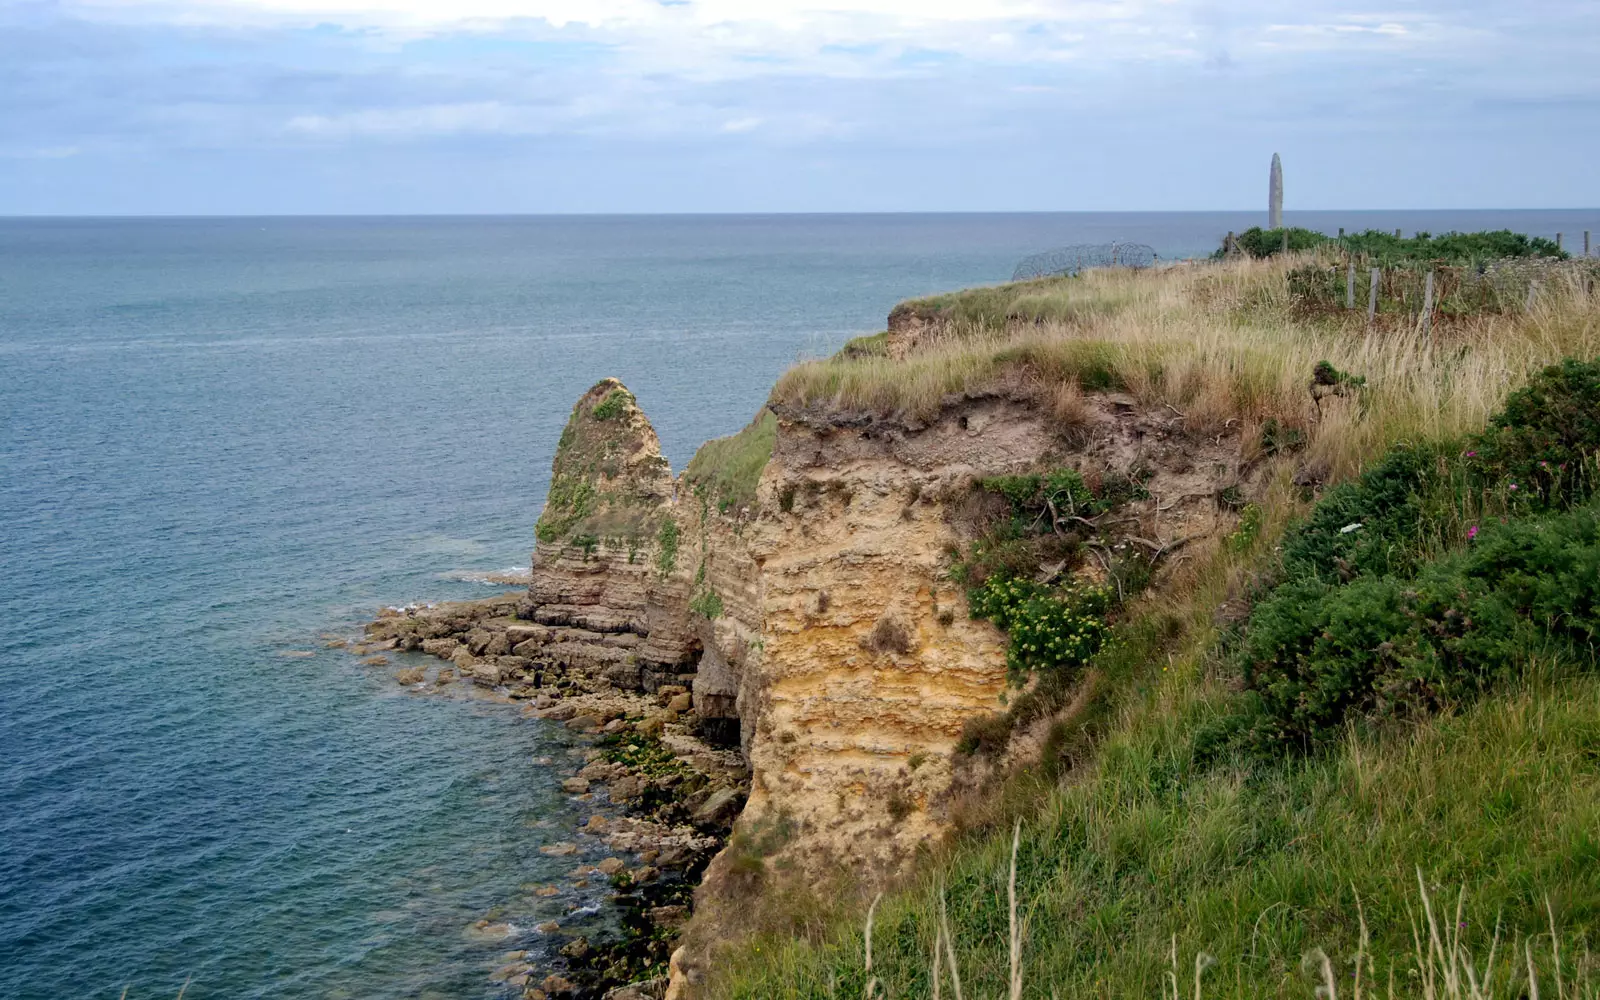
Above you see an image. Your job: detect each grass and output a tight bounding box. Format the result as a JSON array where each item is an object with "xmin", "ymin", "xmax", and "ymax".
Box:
[
  {"xmin": 704, "ymin": 253, "xmax": 1600, "ymax": 999},
  {"xmin": 774, "ymin": 254, "xmax": 1600, "ymax": 483},
  {"xmin": 713, "ymin": 647, "xmax": 1600, "ymax": 999},
  {"xmin": 684, "ymin": 409, "xmax": 777, "ymax": 514}
]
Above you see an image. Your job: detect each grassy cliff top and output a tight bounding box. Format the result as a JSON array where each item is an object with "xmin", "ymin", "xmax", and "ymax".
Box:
[
  {"xmin": 774, "ymin": 252, "xmax": 1600, "ymax": 483},
  {"xmin": 707, "ymin": 254, "xmax": 1600, "ymax": 1000},
  {"xmin": 683, "ymin": 409, "xmax": 776, "ymax": 515}
]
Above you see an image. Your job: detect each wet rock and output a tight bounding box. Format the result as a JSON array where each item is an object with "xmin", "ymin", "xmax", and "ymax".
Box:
[
  {"xmin": 360, "ymin": 654, "xmax": 390, "ymax": 666},
  {"xmin": 558, "ymin": 937, "xmax": 590, "ymax": 960},
  {"xmin": 561, "ymin": 777, "xmax": 591, "ymax": 794},
  {"xmin": 451, "ymin": 646, "xmax": 477, "ymax": 670},
  {"xmin": 536, "ymin": 921, "xmax": 562, "ymax": 934},
  {"xmin": 484, "ymin": 632, "xmax": 511, "ymax": 657},
  {"xmin": 539, "ymin": 842, "xmax": 578, "ymax": 856},
  {"xmin": 604, "ymin": 978, "xmax": 668, "ymax": 1000},
  {"xmin": 655, "ymin": 685, "xmax": 687, "ymax": 706},
  {"xmin": 395, "ymin": 667, "xmax": 426, "ymax": 685},
  {"xmin": 435, "ymin": 667, "xmax": 456, "ymax": 684},
  {"xmin": 540, "ymin": 974, "xmax": 576, "ymax": 995},
  {"xmin": 647, "ymin": 905, "xmax": 688, "ymax": 929},
  {"xmin": 565, "ymin": 714, "xmax": 603, "ymax": 732},
  {"xmin": 602, "ymin": 718, "xmax": 627, "ymax": 734},
  {"xmin": 595, "ymin": 857, "xmax": 625, "ymax": 875},
  {"xmin": 693, "ymin": 787, "xmax": 743, "ymax": 826},
  {"xmin": 534, "ymin": 885, "xmax": 561, "ymax": 897},
  {"xmin": 540, "ymin": 703, "xmax": 580, "ymax": 722},
  {"xmin": 608, "ymin": 775, "xmax": 642, "ymax": 802},
  {"xmin": 630, "ymin": 865, "xmax": 659, "ymax": 883},
  {"xmin": 421, "ymin": 638, "xmax": 459, "ymax": 659}
]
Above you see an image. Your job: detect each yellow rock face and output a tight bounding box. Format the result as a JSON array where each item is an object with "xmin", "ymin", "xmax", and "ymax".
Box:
[{"xmin": 734, "ymin": 397, "xmax": 1056, "ymax": 874}]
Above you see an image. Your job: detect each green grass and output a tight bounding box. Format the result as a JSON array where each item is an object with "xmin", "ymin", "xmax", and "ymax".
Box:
[
  {"xmin": 706, "ymin": 274, "xmax": 1600, "ymax": 999},
  {"xmin": 684, "ymin": 409, "xmax": 777, "ymax": 514},
  {"xmin": 712, "ymin": 656, "xmax": 1600, "ymax": 1000}
]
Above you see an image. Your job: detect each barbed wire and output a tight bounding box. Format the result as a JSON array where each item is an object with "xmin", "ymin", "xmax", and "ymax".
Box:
[{"xmin": 1012, "ymin": 243, "xmax": 1159, "ymax": 281}]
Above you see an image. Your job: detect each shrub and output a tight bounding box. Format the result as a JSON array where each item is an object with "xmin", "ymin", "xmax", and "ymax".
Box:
[
  {"xmin": 591, "ymin": 388, "xmax": 632, "ymax": 421},
  {"xmin": 1466, "ymin": 357, "xmax": 1600, "ymax": 510},
  {"xmin": 690, "ymin": 589, "xmax": 724, "ymax": 620},
  {"xmin": 1241, "ymin": 357, "xmax": 1600, "ymax": 749},
  {"xmin": 1244, "ymin": 507, "xmax": 1600, "ymax": 747},
  {"xmin": 655, "ymin": 518, "xmax": 680, "ymax": 576},
  {"xmin": 968, "ymin": 574, "xmax": 1113, "ymax": 682},
  {"xmin": 1218, "ymin": 226, "xmax": 1329, "ymax": 259}
]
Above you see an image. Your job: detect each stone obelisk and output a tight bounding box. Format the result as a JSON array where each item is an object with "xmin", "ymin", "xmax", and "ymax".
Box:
[{"xmin": 1268, "ymin": 153, "xmax": 1283, "ymax": 229}]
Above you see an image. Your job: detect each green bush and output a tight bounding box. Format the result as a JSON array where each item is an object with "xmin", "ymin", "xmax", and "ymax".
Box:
[
  {"xmin": 1467, "ymin": 358, "xmax": 1600, "ymax": 509},
  {"xmin": 968, "ymin": 574, "xmax": 1113, "ymax": 682},
  {"xmin": 1239, "ymin": 358, "xmax": 1600, "ymax": 749},
  {"xmin": 1244, "ymin": 507, "xmax": 1600, "ymax": 747},
  {"xmin": 1218, "ymin": 226, "xmax": 1329, "ymax": 259},
  {"xmin": 591, "ymin": 388, "xmax": 632, "ymax": 421}
]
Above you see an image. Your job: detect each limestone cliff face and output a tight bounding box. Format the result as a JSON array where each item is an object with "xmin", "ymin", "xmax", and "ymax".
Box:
[
  {"xmin": 511, "ymin": 377, "xmax": 1252, "ymax": 996},
  {"xmin": 513, "ymin": 379, "xmax": 763, "ymax": 733},
  {"xmin": 730, "ymin": 398, "xmax": 1050, "ymax": 869},
  {"xmin": 517, "ymin": 378, "xmax": 698, "ymax": 691}
]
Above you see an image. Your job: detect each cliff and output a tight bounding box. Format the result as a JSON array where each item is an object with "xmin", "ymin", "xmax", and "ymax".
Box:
[{"xmin": 469, "ymin": 363, "xmax": 1255, "ymax": 996}]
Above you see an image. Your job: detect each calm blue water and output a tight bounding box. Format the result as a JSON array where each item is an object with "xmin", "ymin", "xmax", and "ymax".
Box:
[{"xmin": 3, "ymin": 211, "xmax": 1597, "ymax": 1000}]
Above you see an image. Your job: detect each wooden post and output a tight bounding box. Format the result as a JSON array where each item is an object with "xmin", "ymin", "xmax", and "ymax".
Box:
[
  {"xmin": 1526, "ymin": 280, "xmax": 1539, "ymax": 313},
  {"xmin": 1281, "ymin": 229, "xmax": 1290, "ymax": 255},
  {"xmin": 1346, "ymin": 260, "xmax": 1356, "ymax": 309},
  {"xmin": 1420, "ymin": 270, "xmax": 1435, "ymax": 339},
  {"xmin": 1395, "ymin": 228, "xmax": 1402, "ymax": 238},
  {"xmin": 1367, "ymin": 267, "xmax": 1380, "ymax": 326},
  {"xmin": 1338, "ymin": 227, "xmax": 1345, "ymax": 239}
]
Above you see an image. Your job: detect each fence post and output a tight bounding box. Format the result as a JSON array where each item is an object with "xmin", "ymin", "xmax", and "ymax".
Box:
[
  {"xmin": 1338, "ymin": 227, "xmax": 1345, "ymax": 239},
  {"xmin": 1367, "ymin": 267, "xmax": 1380, "ymax": 326},
  {"xmin": 1395, "ymin": 228, "xmax": 1402, "ymax": 238},
  {"xmin": 1526, "ymin": 280, "xmax": 1539, "ymax": 313},
  {"xmin": 1346, "ymin": 260, "xmax": 1355, "ymax": 309},
  {"xmin": 1419, "ymin": 270, "xmax": 1435, "ymax": 339},
  {"xmin": 1281, "ymin": 229, "xmax": 1289, "ymax": 255}
]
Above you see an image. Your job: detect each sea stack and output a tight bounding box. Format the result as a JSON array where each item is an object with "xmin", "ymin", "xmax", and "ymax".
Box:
[{"xmin": 1269, "ymin": 152, "xmax": 1283, "ymax": 229}]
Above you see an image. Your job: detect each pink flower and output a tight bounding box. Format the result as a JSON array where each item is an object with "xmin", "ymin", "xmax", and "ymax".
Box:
[
  {"xmin": 1510, "ymin": 483, "xmax": 1518, "ymax": 490},
  {"xmin": 1465, "ymin": 450, "xmax": 1478, "ymax": 458},
  {"xmin": 1467, "ymin": 525, "xmax": 1479, "ymax": 540}
]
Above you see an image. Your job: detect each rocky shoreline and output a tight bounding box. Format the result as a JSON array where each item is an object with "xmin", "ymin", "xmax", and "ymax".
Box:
[{"xmin": 346, "ymin": 592, "xmax": 750, "ymax": 1000}]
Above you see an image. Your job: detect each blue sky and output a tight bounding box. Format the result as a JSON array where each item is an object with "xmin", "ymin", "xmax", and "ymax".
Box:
[{"xmin": 3, "ymin": 0, "xmax": 1597, "ymax": 214}]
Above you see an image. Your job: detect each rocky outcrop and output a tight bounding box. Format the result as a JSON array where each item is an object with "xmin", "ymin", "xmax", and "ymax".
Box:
[{"xmin": 374, "ymin": 373, "xmax": 1257, "ymax": 998}]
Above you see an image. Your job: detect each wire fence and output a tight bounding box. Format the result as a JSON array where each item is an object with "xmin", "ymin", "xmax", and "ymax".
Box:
[{"xmin": 1012, "ymin": 243, "xmax": 1159, "ymax": 281}]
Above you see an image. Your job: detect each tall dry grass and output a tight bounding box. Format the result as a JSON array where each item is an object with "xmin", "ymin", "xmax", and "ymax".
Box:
[
  {"xmin": 773, "ymin": 256, "xmax": 1600, "ymax": 482},
  {"xmin": 904, "ymin": 839, "xmax": 1592, "ymax": 1000}
]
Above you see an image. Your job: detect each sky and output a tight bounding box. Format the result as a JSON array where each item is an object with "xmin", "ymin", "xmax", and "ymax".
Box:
[{"xmin": 2, "ymin": 0, "xmax": 1598, "ymax": 214}]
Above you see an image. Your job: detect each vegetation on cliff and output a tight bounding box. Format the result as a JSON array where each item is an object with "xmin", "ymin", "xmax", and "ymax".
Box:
[
  {"xmin": 683, "ymin": 409, "xmax": 777, "ymax": 515},
  {"xmin": 536, "ymin": 378, "xmax": 673, "ymax": 547},
  {"xmin": 707, "ymin": 249, "xmax": 1600, "ymax": 999}
]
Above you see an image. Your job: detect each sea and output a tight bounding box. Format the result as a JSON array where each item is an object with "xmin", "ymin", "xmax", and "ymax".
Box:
[{"xmin": 3, "ymin": 210, "xmax": 1597, "ymax": 999}]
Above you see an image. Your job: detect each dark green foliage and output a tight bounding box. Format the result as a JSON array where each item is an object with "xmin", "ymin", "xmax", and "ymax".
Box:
[
  {"xmin": 1279, "ymin": 442, "xmax": 1448, "ymax": 584},
  {"xmin": 1467, "ymin": 358, "xmax": 1600, "ymax": 509},
  {"xmin": 1241, "ymin": 357, "xmax": 1600, "ymax": 749},
  {"xmin": 591, "ymin": 388, "xmax": 633, "ymax": 421},
  {"xmin": 1339, "ymin": 228, "xmax": 1566, "ymax": 264},
  {"xmin": 690, "ymin": 589, "xmax": 724, "ymax": 620},
  {"xmin": 968, "ymin": 574, "xmax": 1113, "ymax": 682},
  {"xmin": 1219, "ymin": 226, "xmax": 1329, "ymax": 259},
  {"xmin": 1219, "ymin": 227, "xmax": 1566, "ymax": 264},
  {"xmin": 1244, "ymin": 508, "xmax": 1600, "ymax": 748},
  {"xmin": 655, "ymin": 518, "xmax": 680, "ymax": 576},
  {"xmin": 1311, "ymin": 361, "xmax": 1366, "ymax": 389}
]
